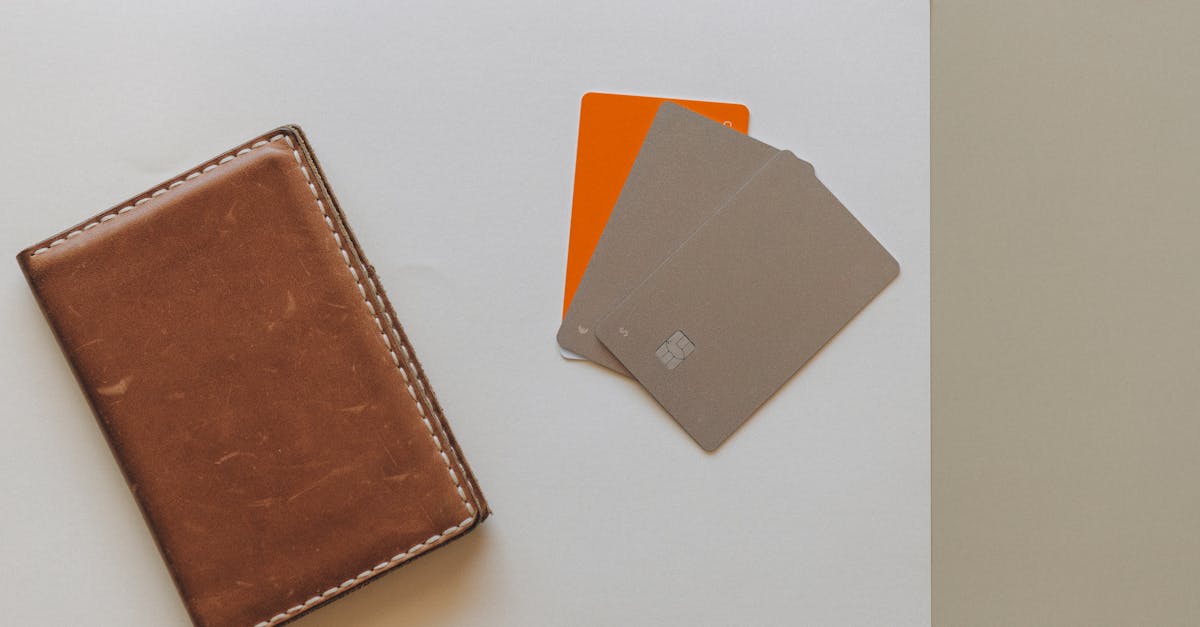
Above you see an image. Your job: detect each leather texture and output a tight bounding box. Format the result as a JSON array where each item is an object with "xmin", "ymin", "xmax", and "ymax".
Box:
[{"xmin": 17, "ymin": 126, "xmax": 489, "ymax": 627}]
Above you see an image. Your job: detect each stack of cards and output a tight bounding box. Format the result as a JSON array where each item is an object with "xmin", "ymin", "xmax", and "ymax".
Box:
[{"xmin": 558, "ymin": 95, "xmax": 899, "ymax": 451}]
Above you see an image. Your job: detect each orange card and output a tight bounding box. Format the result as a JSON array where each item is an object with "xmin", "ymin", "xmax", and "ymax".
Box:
[{"xmin": 561, "ymin": 92, "xmax": 750, "ymax": 317}]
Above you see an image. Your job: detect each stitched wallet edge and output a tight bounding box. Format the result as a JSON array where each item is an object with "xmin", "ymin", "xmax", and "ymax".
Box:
[{"xmin": 17, "ymin": 125, "xmax": 490, "ymax": 627}]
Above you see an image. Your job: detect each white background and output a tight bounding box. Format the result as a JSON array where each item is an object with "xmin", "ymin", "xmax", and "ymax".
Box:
[{"xmin": 0, "ymin": 2, "xmax": 928, "ymax": 625}]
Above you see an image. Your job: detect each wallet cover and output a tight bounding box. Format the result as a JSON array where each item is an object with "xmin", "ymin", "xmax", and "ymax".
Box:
[
  {"xmin": 557, "ymin": 103, "xmax": 778, "ymax": 373},
  {"xmin": 17, "ymin": 126, "xmax": 489, "ymax": 626},
  {"xmin": 595, "ymin": 152, "xmax": 899, "ymax": 450}
]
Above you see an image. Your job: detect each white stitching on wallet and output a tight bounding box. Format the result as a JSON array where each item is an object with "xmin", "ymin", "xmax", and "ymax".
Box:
[
  {"xmin": 361, "ymin": 270, "xmax": 476, "ymax": 507},
  {"xmin": 254, "ymin": 516, "xmax": 475, "ymax": 627},
  {"xmin": 280, "ymin": 132, "xmax": 473, "ymax": 516},
  {"xmin": 252, "ymin": 134, "xmax": 477, "ymax": 627},
  {"xmin": 29, "ymin": 137, "xmax": 278, "ymax": 256}
]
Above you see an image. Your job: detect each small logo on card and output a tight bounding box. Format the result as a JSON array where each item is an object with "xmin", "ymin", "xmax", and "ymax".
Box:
[{"xmin": 655, "ymin": 330, "xmax": 695, "ymax": 370}]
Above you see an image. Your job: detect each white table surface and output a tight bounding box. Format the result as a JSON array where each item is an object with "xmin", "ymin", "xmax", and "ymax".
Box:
[{"xmin": 0, "ymin": 2, "xmax": 929, "ymax": 625}]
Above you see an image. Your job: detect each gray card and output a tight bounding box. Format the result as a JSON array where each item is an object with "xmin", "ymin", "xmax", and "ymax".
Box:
[
  {"xmin": 594, "ymin": 152, "xmax": 899, "ymax": 450},
  {"xmin": 556, "ymin": 103, "xmax": 779, "ymax": 374}
]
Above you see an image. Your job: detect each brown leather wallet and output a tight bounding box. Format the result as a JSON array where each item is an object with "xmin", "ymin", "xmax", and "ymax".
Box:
[{"xmin": 17, "ymin": 126, "xmax": 489, "ymax": 627}]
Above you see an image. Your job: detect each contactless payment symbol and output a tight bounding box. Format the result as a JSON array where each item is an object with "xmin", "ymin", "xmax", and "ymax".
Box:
[{"xmin": 655, "ymin": 330, "xmax": 695, "ymax": 370}]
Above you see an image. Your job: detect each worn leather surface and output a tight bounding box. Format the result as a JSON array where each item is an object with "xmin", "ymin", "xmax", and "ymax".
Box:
[{"xmin": 17, "ymin": 126, "xmax": 489, "ymax": 627}]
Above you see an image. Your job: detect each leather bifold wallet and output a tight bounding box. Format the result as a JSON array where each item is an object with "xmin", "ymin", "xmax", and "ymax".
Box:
[{"xmin": 17, "ymin": 126, "xmax": 489, "ymax": 627}]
